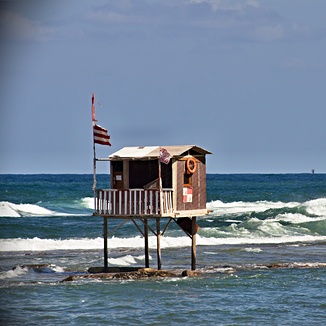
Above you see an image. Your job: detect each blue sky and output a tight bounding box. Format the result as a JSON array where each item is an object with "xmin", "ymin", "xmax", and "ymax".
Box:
[{"xmin": 1, "ymin": 0, "xmax": 325, "ymax": 174}]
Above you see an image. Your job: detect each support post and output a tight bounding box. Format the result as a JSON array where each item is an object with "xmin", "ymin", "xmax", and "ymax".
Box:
[
  {"xmin": 191, "ymin": 216, "xmax": 197, "ymax": 270},
  {"xmin": 156, "ymin": 217, "xmax": 162, "ymax": 270},
  {"xmin": 103, "ymin": 217, "xmax": 108, "ymax": 271},
  {"xmin": 158, "ymin": 156, "xmax": 163, "ymax": 215},
  {"xmin": 144, "ymin": 218, "xmax": 149, "ymax": 268}
]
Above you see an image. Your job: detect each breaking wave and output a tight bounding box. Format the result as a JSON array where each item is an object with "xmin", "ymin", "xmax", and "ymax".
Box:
[
  {"xmin": 0, "ymin": 264, "xmax": 65, "ymax": 280},
  {"xmin": 0, "ymin": 198, "xmax": 94, "ymax": 217},
  {"xmin": 0, "ymin": 201, "xmax": 56, "ymax": 217},
  {"xmin": 1, "ymin": 233, "xmax": 326, "ymax": 253},
  {"xmin": 206, "ymin": 198, "xmax": 326, "ymax": 218}
]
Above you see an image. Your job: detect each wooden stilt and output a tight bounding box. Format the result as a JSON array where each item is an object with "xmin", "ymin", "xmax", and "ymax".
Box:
[
  {"xmin": 191, "ymin": 216, "xmax": 197, "ymax": 270},
  {"xmin": 144, "ymin": 218, "xmax": 149, "ymax": 268},
  {"xmin": 156, "ymin": 217, "xmax": 162, "ymax": 270},
  {"xmin": 103, "ymin": 217, "xmax": 108, "ymax": 271}
]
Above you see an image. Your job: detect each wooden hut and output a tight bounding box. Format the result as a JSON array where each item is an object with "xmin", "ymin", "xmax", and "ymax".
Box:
[{"xmin": 93, "ymin": 145, "xmax": 212, "ymax": 271}]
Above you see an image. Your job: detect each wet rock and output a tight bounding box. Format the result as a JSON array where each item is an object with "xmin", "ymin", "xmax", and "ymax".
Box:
[
  {"xmin": 14, "ymin": 264, "xmax": 50, "ymax": 270},
  {"xmin": 181, "ymin": 270, "xmax": 200, "ymax": 277},
  {"xmin": 61, "ymin": 275, "xmax": 74, "ymax": 282},
  {"xmin": 112, "ymin": 268, "xmax": 179, "ymax": 279},
  {"xmin": 61, "ymin": 268, "xmax": 184, "ymax": 282}
]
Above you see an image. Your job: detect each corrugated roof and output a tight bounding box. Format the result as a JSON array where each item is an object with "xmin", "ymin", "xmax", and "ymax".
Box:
[{"xmin": 109, "ymin": 145, "xmax": 211, "ymax": 160}]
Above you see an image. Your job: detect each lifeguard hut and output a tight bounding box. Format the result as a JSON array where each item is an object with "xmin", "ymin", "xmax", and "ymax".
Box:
[
  {"xmin": 93, "ymin": 145, "xmax": 211, "ymax": 271},
  {"xmin": 91, "ymin": 93, "xmax": 211, "ymax": 271}
]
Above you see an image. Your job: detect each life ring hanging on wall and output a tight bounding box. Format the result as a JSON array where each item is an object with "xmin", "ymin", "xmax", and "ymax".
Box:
[{"xmin": 186, "ymin": 157, "xmax": 197, "ymax": 174}]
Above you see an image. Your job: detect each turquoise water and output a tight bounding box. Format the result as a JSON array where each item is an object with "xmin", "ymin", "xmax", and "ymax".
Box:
[{"xmin": 1, "ymin": 174, "xmax": 326, "ymax": 325}]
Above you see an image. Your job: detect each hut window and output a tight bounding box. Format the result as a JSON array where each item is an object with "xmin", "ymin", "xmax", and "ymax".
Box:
[
  {"xmin": 112, "ymin": 161, "xmax": 123, "ymax": 172},
  {"xmin": 183, "ymin": 173, "xmax": 192, "ymax": 187}
]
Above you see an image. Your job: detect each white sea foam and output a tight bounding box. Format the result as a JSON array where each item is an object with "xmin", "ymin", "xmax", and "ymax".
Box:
[
  {"xmin": 108, "ymin": 255, "xmax": 137, "ymax": 266},
  {"xmin": 196, "ymin": 234, "xmax": 326, "ymax": 246},
  {"xmin": 80, "ymin": 197, "xmax": 94, "ymax": 209},
  {"xmin": 0, "ymin": 264, "xmax": 65, "ymax": 279},
  {"xmin": 134, "ymin": 254, "xmax": 152, "ymax": 262},
  {"xmin": 0, "ymin": 235, "xmax": 187, "ymax": 252},
  {"xmin": 202, "ymin": 216, "xmax": 316, "ymax": 239},
  {"xmin": 256, "ymin": 218, "xmax": 294, "ymax": 237},
  {"xmin": 0, "ymin": 201, "xmax": 54, "ymax": 217},
  {"xmin": 1, "ymin": 233, "xmax": 326, "ymax": 253},
  {"xmin": 0, "ymin": 201, "xmax": 56, "ymax": 217},
  {"xmin": 33, "ymin": 264, "xmax": 65, "ymax": 273},
  {"xmin": 0, "ymin": 201, "xmax": 88, "ymax": 217},
  {"xmin": 3, "ymin": 196, "xmax": 325, "ymax": 219},
  {"xmin": 0, "ymin": 266, "xmax": 28, "ymax": 279},
  {"xmin": 0, "ymin": 201, "xmax": 21, "ymax": 217},
  {"xmin": 241, "ymin": 247, "xmax": 262, "ymax": 253},
  {"xmin": 207, "ymin": 199, "xmax": 298, "ymax": 216},
  {"xmin": 303, "ymin": 198, "xmax": 326, "ymax": 216},
  {"xmin": 0, "ymin": 237, "xmax": 104, "ymax": 252},
  {"xmin": 273, "ymin": 213, "xmax": 326, "ymax": 224},
  {"xmin": 207, "ymin": 198, "xmax": 326, "ymax": 219}
]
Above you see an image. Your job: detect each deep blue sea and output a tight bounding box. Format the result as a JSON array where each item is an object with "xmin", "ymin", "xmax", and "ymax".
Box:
[{"xmin": 1, "ymin": 174, "xmax": 326, "ymax": 325}]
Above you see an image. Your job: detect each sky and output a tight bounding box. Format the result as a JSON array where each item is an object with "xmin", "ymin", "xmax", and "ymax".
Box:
[{"xmin": 1, "ymin": 0, "xmax": 326, "ymax": 174}]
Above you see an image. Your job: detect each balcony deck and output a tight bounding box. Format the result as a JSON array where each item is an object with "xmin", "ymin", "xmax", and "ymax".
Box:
[
  {"xmin": 93, "ymin": 188, "xmax": 173, "ymax": 217},
  {"xmin": 93, "ymin": 188, "xmax": 208, "ymax": 218}
]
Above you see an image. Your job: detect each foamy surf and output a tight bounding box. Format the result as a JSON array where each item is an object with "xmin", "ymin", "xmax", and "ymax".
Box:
[
  {"xmin": 0, "ymin": 237, "xmax": 104, "ymax": 252},
  {"xmin": 0, "ymin": 266, "xmax": 28, "ymax": 279},
  {"xmin": 207, "ymin": 199, "xmax": 299, "ymax": 216},
  {"xmin": 0, "ymin": 264, "xmax": 65, "ymax": 279},
  {"xmin": 304, "ymin": 198, "xmax": 326, "ymax": 216},
  {"xmin": 2, "ymin": 196, "xmax": 325, "ymax": 219},
  {"xmin": 207, "ymin": 198, "xmax": 326, "ymax": 218},
  {"xmin": 1, "ymin": 234, "xmax": 326, "ymax": 252},
  {"xmin": 0, "ymin": 201, "xmax": 56, "ymax": 217},
  {"xmin": 0, "ymin": 235, "xmax": 191, "ymax": 252},
  {"xmin": 0, "ymin": 201, "xmax": 90, "ymax": 217},
  {"xmin": 108, "ymin": 254, "xmax": 139, "ymax": 266},
  {"xmin": 80, "ymin": 197, "xmax": 94, "ymax": 209},
  {"xmin": 273, "ymin": 213, "xmax": 326, "ymax": 224}
]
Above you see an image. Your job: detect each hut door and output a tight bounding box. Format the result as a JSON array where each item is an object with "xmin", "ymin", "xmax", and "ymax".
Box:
[{"xmin": 113, "ymin": 172, "xmax": 123, "ymax": 189}]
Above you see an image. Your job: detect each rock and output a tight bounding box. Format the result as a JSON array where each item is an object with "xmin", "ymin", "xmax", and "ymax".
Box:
[
  {"xmin": 60, "ymin": 268, "xmax": 185, "ymax": 282},
  {"xmin": 61, "ymin": 275, "xmax": 74, "ymax": 282},
  {"xmin": 112, "ymin": 268, "xmax": 179, "ymax": 279},
  {"xmin": 14, "ymin": 264, "xmax": 50, "ymax": 270},
  {"xmin": 181, "ymin": 270, "xmax": 200, "ymax": 277}
]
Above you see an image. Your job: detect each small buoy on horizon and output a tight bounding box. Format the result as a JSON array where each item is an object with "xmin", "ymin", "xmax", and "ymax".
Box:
[{"xmin": 311, "ymin": 169, "xmax": 315, "ymax": 174}]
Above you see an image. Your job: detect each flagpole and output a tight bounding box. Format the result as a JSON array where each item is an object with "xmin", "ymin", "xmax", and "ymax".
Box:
[
  {"xmin": 91, "ymin": 92, "xmax": 112, "ymax": 211},
  {"xmin": 92, "ymin": 93, "xmax": 97, "ymax": 212},
  {"xmin": 93, "ymin": 131, "xmax": 97, "ymax": 190}
]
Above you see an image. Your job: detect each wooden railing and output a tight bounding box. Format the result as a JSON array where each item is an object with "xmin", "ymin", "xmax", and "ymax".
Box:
[{"xmin": 94, "ymin": 189, "xmax": 173, "ymax": 216}]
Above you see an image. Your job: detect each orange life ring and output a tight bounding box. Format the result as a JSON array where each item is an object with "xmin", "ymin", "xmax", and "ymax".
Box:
[{"xmin": 186, "ymin": 157, "xmax": 197, "ymax": 174}]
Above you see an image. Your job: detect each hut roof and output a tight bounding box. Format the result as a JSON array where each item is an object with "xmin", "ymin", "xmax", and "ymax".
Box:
[{"xmin": 109, "ymin": 145, "xmax": 211, "ymax": 160}]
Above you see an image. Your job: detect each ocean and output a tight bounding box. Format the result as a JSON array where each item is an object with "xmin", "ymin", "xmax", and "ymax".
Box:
[{"xmin": 1, "ymin": 173, "xmax": 326, "ymax": 325}]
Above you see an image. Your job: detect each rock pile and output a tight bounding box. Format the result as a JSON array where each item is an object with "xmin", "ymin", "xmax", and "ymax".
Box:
[{"xmin": 61, "ymin": 268, "xmax": 201, "ymax": 282}]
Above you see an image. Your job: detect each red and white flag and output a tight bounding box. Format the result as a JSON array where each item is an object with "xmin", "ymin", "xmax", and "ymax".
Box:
[
  {"xmin": 160, "ymin": 147, "xmax": 171, "ymax": 164},
  {"xmin": 91, "ymin": 93, "xmax": 97, "ymax": 122},
  {"xmin": 93, "ymin": 124, "xmax": 111, "ymax": 146}
]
